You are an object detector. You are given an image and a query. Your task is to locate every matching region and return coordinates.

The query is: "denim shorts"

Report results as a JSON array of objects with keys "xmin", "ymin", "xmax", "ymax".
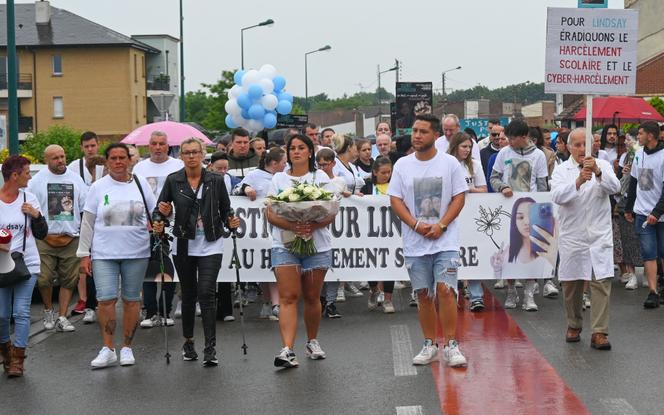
[
  {"xmin": 404, "ymin": 251, "xmax": 460, "ymax": 296},
  {"xmin": 271, "ymin": 248, "xmax": 332, "ymax": 272},
  {"xmin": 92, "ymin": 258, "xmax": 149, "ymax": 302},
  {"xmin": 634, "ymin": 215, "xmax": 664, "ymax": 261}
]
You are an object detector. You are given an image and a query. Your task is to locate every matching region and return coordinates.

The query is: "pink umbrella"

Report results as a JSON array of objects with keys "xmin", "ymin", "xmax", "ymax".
[{"xmin": 121, "ymin": 121, "xmax": 213, "ymax": 146}]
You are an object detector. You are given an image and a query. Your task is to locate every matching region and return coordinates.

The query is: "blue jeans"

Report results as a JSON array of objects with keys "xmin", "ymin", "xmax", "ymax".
[
  {"xmin": 468, "ymin": 280, "xmax": 484, "ymax": 302},
  {"xmin": 271, "ymin": 248, "xmax": 332, "ymax": 272},
  {"xmin": 634, "ymin": 214, "xmax": 664, "ymax": 261},
  {"xmin": 0, "ymin": 274, "xmax": 38, "ymax": 348},
  {"xmin": 92, "ymin": 258, "xmax": 149, "ymax": 302},
  {"xmin": 323, "ymin": 282, "xmax": 339, "ymax": 304}
]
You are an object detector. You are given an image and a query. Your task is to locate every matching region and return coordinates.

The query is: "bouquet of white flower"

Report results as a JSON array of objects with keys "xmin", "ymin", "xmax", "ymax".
[{"xmin": 266, "ymin": 181, "xmax": 340, "ymax": 256}]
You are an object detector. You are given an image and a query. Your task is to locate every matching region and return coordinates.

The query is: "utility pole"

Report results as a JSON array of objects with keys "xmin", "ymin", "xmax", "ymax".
[
  {"xmin": 179, "ymin": 0, "xmax": 185, "ymax": 121},
  {"xmin": 6, "ymin": 0, "xmax": 19, "ymax": 154}
]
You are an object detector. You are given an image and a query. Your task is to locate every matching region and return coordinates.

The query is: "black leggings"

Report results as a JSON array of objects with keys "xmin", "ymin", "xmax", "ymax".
[
  {"xmin": 369, "ymin": 281, "xmax": 394, "ymax": 294},
  {"xmin": 173, "ymin": 254, "xmax": 222, "ymax": 342},
  {"xmin": 143, "ymin": 281, "xmax": 175, "ymax": 318}
]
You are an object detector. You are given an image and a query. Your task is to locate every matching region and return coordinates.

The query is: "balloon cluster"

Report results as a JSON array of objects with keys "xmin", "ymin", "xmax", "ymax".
[{"xmin": 224, "ymin": 64, "xmax": 293, "ymax": 133}]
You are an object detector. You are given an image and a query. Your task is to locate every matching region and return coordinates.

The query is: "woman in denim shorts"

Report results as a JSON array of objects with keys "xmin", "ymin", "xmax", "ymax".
[{"xmin": 267, "ymin": 134, "xmax": 336, "ymax": 368}]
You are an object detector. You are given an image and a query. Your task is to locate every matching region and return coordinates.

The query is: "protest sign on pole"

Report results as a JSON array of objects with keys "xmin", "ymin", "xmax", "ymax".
[
  {"xmin": 460, "ymin": 117, "xmax": 510, "ymax": 138},
  {"xmin": 394, "ymin": 82, "xmax": 432, "ymax": 136},
  {"xmin": 578, "ymin": 0, "xmax": 608, "ymax": 8}
]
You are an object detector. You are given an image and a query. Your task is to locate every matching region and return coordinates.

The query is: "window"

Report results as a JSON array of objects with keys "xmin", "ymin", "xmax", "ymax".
[
  {"xmin": 134, "ymin": 55, "xmax": 138, "ymax": 82},
  {"xmin": 53, "ymin": 97, "xmax": 63, "ymax": 118},
  {"xmin": 52, "ymin": 55, "xmax": 62, "ymax": 75},
  {"xmin": 141, "ymin": 56, "xmax": 145, "ymax": 79},
  {"xmin": 135, "ymin": 95, "xmax": 139, "ymax": 123}
]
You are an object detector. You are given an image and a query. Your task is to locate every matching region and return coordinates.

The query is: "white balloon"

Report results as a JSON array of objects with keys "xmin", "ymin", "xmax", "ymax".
[
  {"xmin": 259, "ymin": 64, "xmax": 277, "ymax": 80},
  {"xmin": 229, "ymin": 85, "xmax": 243, "ymax": 98},
  {"xmin": 224, "ymin": 99, "xmax": 241, "ymax": 116},
  {"xmin": 258, "ymin": 78, "xmax": 275, "ymax": 94},
  {"xmin": 261, "ymin": 94, "xmax": 278, "ymax": 111},
  {"xmin": 232, "ymin": 114, "xmax": 245, "ymax": 126},
  {"xmin": 246, "ymin": 119, "xmax": 264, "ymax": 133},
  {"xmin": 241, "ymin": 69, "xmax": 260, "ymax": 87}
]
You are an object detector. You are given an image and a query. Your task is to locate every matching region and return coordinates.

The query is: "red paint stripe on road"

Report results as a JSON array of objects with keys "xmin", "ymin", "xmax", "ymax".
[{"xmin": 431, "ymin": 289, "xmax": 591, "ymax": 415}]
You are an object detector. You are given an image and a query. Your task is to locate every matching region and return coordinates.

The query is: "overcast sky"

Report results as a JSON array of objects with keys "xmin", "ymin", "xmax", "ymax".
[{"xmin": 42, "ymin": 0, "xmax": 625, "ymax": 98}]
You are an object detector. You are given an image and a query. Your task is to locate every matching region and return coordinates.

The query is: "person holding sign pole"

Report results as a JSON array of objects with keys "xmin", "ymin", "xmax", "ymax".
[
  {"xmin": 389, "ymin": 114, "xmax": 468, "ymax": 367},
  {"xmin": 624, "ymin": 121, "xmax": 664, "ymax": 308},
  {"xmin": 551, "ymin": 128, "xmax": 620, "ymax": 350}
]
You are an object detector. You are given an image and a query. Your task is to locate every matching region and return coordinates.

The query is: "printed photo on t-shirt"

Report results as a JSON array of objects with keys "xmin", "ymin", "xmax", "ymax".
[
  {"xmin": 145, "ymin": 176, "xmax": 165, "ymax": 198},
  {"xmin": 47, "ymin": 183, "xmax": 75, "ymax": 221},
  {"xmin": 509, "ymin": 159, "xmax": 532, "ymax": 192},
  {"xmin": 639, "ymin": 168, "xmax": 654, "ymax": 191},
  {"xmin": 413, "ymin": 177, "xmax": 442, "ymax": 220},
  {"xmin": 102, "ymin": 200, "xmax": 146, "ymax": 227}
]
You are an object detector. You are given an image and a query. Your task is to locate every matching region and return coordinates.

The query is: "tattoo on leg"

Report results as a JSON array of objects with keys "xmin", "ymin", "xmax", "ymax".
[
  {"xmin": 105, "ymin": 320, "xmax": 116, "ymax": 336},
  {"xmin": 124, "ymin": 320, "xmax": 139, "ymax": 345}
]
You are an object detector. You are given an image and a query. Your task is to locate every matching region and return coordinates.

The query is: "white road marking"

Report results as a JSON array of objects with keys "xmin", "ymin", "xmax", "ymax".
[
  {"xmin": 391, "ymin": 324, "xmax": 417, "ymax": 376},
  {"xmin": 600, "ymin": 398, "xmax": 640, "ymax": 415},
  {"xmin": 396, "ymin": 405, "xmax": 424, "ymax": 415}
]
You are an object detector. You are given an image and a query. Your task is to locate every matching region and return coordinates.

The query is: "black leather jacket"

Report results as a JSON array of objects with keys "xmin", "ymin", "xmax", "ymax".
[{"xmin": 155, "ymin": 168, "xmax": 231, "ymax": 241}]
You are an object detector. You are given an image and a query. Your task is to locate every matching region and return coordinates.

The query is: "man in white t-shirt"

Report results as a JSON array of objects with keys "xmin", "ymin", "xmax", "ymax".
[
  {"xmin": 435, "ymin": 114, "xmax": 481, "ymax": 161},
  {"xmin": 28, "ymin": 145, "xmax": 88, "ymax": 333},
  {"xmin": 388, "ymin": 113, "xmax": 469, "ymax": 368},
  {"xmin": 132, "ymin": 131, "xmax": 184, "ymax": 328},
  {"xmin": 625, "ymin": 121, "xmax": 664, "ymax": 309},
  {"xmin": 68, "ymin": 131, "xmax": 102, "ymax": 186},
  {"xmin": 490, "ymin": 119, "xmax": 550, "ymax": 312}
]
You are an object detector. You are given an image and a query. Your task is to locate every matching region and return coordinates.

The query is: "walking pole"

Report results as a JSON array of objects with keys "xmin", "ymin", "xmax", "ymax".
[
  {"xmin": 228, "ymin": 209, "xmax": 248, "ymax": 355},
  {"xmin": 155, "ymin": 234, "xmax": 171, "ymax": 364}
]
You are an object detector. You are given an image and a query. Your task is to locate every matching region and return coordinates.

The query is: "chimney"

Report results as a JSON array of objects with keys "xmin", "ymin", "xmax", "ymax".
[{"xmin": 35, "ymin": 1, "xmax": 51, "ymax": 26}]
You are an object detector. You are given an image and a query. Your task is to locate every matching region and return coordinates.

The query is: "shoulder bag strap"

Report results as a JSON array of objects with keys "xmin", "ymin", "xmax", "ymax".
[
  {"xmin": 79, "ymin": 158, "xmax": 85, "ymax": 180},
  {"xmin": 133, "ymin": 174, "xmax": 153, "ymax": 228},
  {"xmin": 22, "ymin": 191, "xmax": 27, "ymax": 252}
]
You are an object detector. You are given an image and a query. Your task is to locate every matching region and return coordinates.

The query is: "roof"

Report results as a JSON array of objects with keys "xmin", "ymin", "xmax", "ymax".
[
  {"xmin": 556, "ymin": 97, "xmax": 585, "ymax": 121},
  {"xmin": 0, "ymin": 3, "xmax": 159, "ymax": 53}
]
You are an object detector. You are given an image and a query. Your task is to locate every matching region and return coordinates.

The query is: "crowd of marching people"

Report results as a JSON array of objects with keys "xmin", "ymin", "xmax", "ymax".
[{"xmin": 1, "ymin": 114, "xmax": 664, "ymax": 376}]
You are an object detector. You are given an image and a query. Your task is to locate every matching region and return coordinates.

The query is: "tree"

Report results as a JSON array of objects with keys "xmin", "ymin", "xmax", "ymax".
[
  {"xmin": 184, "ymin": 70, "xmax": 235, "ymax": 131},
  {"xmin": 648, "ymin": 96, "xmax": 664, "ymax": 118},
  {"xmin": 21, "ymin": 125, "xmax": 82, "ymax": 163}
]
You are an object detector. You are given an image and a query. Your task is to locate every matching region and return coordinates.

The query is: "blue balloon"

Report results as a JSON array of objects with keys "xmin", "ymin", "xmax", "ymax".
[
  {"xmin": 278, "ymin": 92, "xmax": 293, "ymax": 104},
  {"xmin": 263, "ymin": 112, "xmax": 277, "ymax": 129},
  {"xmin": 276, "ymin": 100, "xmax": 292, "ymax": 115},
  {"xmin": 241, "ymin": 108, "xmax": 250, "ymax": 119},
  {"xmin": 225, "ymin": 114, "xmax": 237, "ymax": 129},
  {"xmin": 234, "ymin": 70, "xmax": 246, "ymax": 86},
  {"xmin": 248, "ymin": 84, "xmax": 263, "ymax": 100},
  {"xmin": 272, "ymin": 75, "xmax": 286, "ymax": 92},
  {"xmin": 237, "ymin": 93, "xmax": 251, "ymax": 110},
  {"xmin": 248, "ymin": 104, "xmax": 265, "ymax": 120}
]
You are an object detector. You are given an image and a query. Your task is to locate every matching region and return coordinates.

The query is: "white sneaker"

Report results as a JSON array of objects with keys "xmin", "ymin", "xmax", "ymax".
[
  {"xmin": 515, "ymin": 280, "xmax": 524, "ymax": 288},
  {"xmin": 412, "ymin": 340, "xmax": 438, "ymax": 365},
  {"xmin": 259, "ymin": 303, "xmax": 272, "ymax": 319},
  {"xmin": 625, "ymin": 275, "xmax": 638, "ymax": 290},
  {"xmin": 83, "ymin": 308, "xmax": 96, "ymax": 324},
  {"xmin": 377, "ymin": 291, "xmax": 385, "ymax": 305},
  {"xmin": 442, "ymin": 340, "xmax": 467, "ymax": 368},
  {"xmin": 336, "ymin": 286, "xmax": 346, "ymax": 303},
  {"xmin": 368, "ymin": 290, "xmax": 380, "ymax": 310},
  {"xmin": 43, "ymin": 309, "xmax": 56, "ymax": 330},
  {"xmin": 532, "ymin": 282, "xmax": 539, "ymax": 295},
  {"xmin": 619, "ymin": 273, "xmax": 632, "ymax": 283},
  {"xmin": 358, "ymin": 281, "xmax": 370, "ymax": 290},
  {"xmin": 345, "ymin": 283, "xmax": 364, "ymax": 297},
  {"xmin": 583, "ymin": 292, "xmax": 591, "ymax": 309},
  {"xmin": 174, "ymin": 301, "xmax": 182, "ymax": 318},
  {"xmin": 523, "ymin": 281, "xmax": 538, "ymax": 311},
  {"xmin": 165, "ymin": 317, "xmax": 175, "ymax": 326},
  {"xmin": 91, "ymin": 347, "xmax": 117, "ymax": 369},
  {"xmin": 140, "ymin": 315, "xmax": 161, "ymax": 328},
  {"xmin": 119, "ymin": 347, "xmax": 135, "ymax": 366},
  {"xmin": 195, "ymin": 302, "xmax": 201, "ymax": 317},
  {"xmin": 393, "ymin": 281, "xmax": 406, "ymax": 290},
  {"xmin": 304, "ymin": 339, "xmax": 327, "ymax": 360},
  {"xmin": 270, "ymin": 305, "xmax": 280, "ymax": 321},
  {"xmin": 223, "ymin": 315, "xmax": 235, "ymax": 322},
  {"xmin": 494, "ymin": 279, "xmax": 506, "ymax": 289},
  {"xmin": 55, "ymin": 316, "xmax": 75, "ymax": 332},
  {"xmin": 543, "ymin": 280, "xmax": 559, "ymax": 298},
  {"xmin": 505, "ymin": 288, "xmax": 519, "ymax": 309},
  {"xmin": 383, "ymin": 300, "xmax": 395, "ymax": 314}
]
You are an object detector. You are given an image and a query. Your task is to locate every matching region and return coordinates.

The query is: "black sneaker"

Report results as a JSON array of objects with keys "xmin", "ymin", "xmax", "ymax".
[
  {"xmin": 274, "ymin": 347, "xmax": 299, "ymax": 368},
  {"xmin": 469, "ymin": 299, "xmax": 485, "ymax": 312},
  {"xmin": 644, "ymin": 291, "xmax": 660, "ymax": 309},
  {"xmin": 203, "ymin": 346, "xmax": 218, "ymax": 367},
  {"xmin": 182, "ymin": 340, "xmax": 198, "ymax": 361},
  {"xmin": 324, "ymin": 303, "xmax": 342, "ymax": 318}
]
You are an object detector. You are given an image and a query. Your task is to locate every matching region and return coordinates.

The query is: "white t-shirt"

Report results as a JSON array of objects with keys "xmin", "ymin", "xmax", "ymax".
[
  {"xmin": 461, "ymin": 159, "xmax": 486, "ymax": 190},
  {"xmin": 631, "ymin": 148, "xmax": 664, "ymax": 221},
  {"xmin": 435, "ymin": 135, "xmax": 481, "ymax": 161},
  {"xmin": 598, "ymin": 149, "xmax": 610, "ymax": 164},
  {"xmin": 268, "ymin": 170, "xmax": 332, "ymax": 252},
  {"xmin": 28, "ymin": 168, "xmax": 88, "ymax": 236},
  {"xmin": 83, "ymin": 175, "xmax": 157, "ymax": 259},
  {"xmin": 388, "ymin": 151, "xmax": 468, "ymax": 257},
  {"xmin": 237, "ymin": 169, "xmax": 274, "ymax": 199},
  {"xmin": 172, "ymin": 186, "xmax": 224, "ymax": 256},
  {"xmin": 0, "ymin": 190, "xmax": 41, "ymax": 273},
  {"xmin": 332, "ymin": 159, "xmax": 365, "ymax": 195},
  {"xmin": 68, "ymin": 159, "xmax": 104, "ymax": 187},
  {"xmin": 132, "ymin": 157, "xmax": 184, "ymax": 199},
  {"xmin": 604, "ymin": 147, "xmax": 617, "ymax": 164},
  {"xmin": 492, "ymin": 146, "xmax": 548, "ymax": 192},
  {"xmin": 324, "ymin": 176, "xmax": 347, "ymax": 196}
]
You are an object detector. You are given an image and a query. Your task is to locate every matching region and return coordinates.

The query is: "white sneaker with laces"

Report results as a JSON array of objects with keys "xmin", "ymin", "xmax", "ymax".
[
  {"xmin": 443, "ymin": 340, "xmax": 467, "ymax": 367},
  {"xmin": 515, "ymin": 280, "xmax": 524, "ymax": 288},
  {"xmin": 55, "ymin": 316, "xmax": 75, "ymax": 332},
  {"xmin": 223, "ymin": 315, "xmax": 235, "ymax": 322},
  {"xmin": 270, "ymin": 305, "xmax": 280, "ymax": 321},
  {"xmin": 43, "ymin": 309, "xmax": 56, "ymax": 330},
  {"xmin": 543, "ymin": 280, "xmax": 559, "ymax": 298},
  {"xmin": 304, "ymin": 339, "xmax": 327, "ymax": 360},
  {"xmin": 336, "ymin": 286, "xmax": 346, "ymax": 303},
  {"xmin": 368, "ymin": 290, "xmax": 380, "ymax": 310},
  {"xmin": 412, "ymin": 341, "xmax": 438, "ymax": 365},
  {"xmin": 165, "ymin": 317, "xmax": 175, "ymax": 326},
  {"xmin": 140, "ymin": 315, "xmax": 160, "ymax": 328},
  {"xmin": 625, "ymin": 275, "xmax": 638, "ymax": 290},
  {"xmin": 359, "ymin": 281, "xmax": 370, "ymax": 290},
  {"xmin": 120, "ymin": 347, "xmax": 135, "ymax": 366},
  {"xmin": 505, "ymin": 288, "xmax": 519, "ymax": 309},
  {"xmin": 83, "ymin": 308, "xmax": 96, "ymax": 324},
  {"xmin": 91, "ymin": 347, "xmax": 117, "ymax": 369},
  {"xmin": 345, "ymin": 283, "xmax": 364, "ymax": 297},
  {"xmin": 494, "ymin": 279, "xmax": 507, "ymax": 289},
  {"xmin": 174, "ymin": 301, "xmax": 182, "ymax": 318},
  {"xmin": 383, "ymin": 300, "xmax": 395, "ymax": 314},
  {"xmin": 393, "ymin": 281, "xmax": 406, "ymax": 290},
  {"xmin": 619, "ymin": 273, "xmax": 631, "ymax": 283},
  {"xmin": 377, "ymin": 291, "xmax": 385, "ymax": 305},
  {"xmin": 523, "ymin": 281, "xmax": 538, "ymax": 311}
]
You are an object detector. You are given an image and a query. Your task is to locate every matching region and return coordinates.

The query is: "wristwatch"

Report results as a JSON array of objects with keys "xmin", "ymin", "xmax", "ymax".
[{"xmin": 438, "ymin": 223, "xmax": 448, "ymax": 233}]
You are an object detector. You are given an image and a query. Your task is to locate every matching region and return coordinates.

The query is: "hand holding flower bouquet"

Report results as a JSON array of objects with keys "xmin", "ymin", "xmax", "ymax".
[{"xmin": 266, "ymin": 181, "xmax": 340, "ymax": 256}]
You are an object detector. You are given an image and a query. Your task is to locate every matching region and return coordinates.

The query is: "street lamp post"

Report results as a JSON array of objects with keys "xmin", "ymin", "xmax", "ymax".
[
  {"xmin": 179, "ymin": 0, "xmax": 185, "ymax": 121},
  {"xmin": 304, "ymin": 45, "xmax": 331, "ymax": 112},
  {"xmin": 6, "ymin": 0, "xmax": 19, "ymax": 154},
  {"xmin": 377, "ymin": 64, "xmax": 398, "ymax": 119},
  {"xmin": 441, "ymin": 66, "xmax": 461, "ymax": 115},
  {"xmin": 241, "ymin": 19, "xmax": 274, "ymax": 70}
]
